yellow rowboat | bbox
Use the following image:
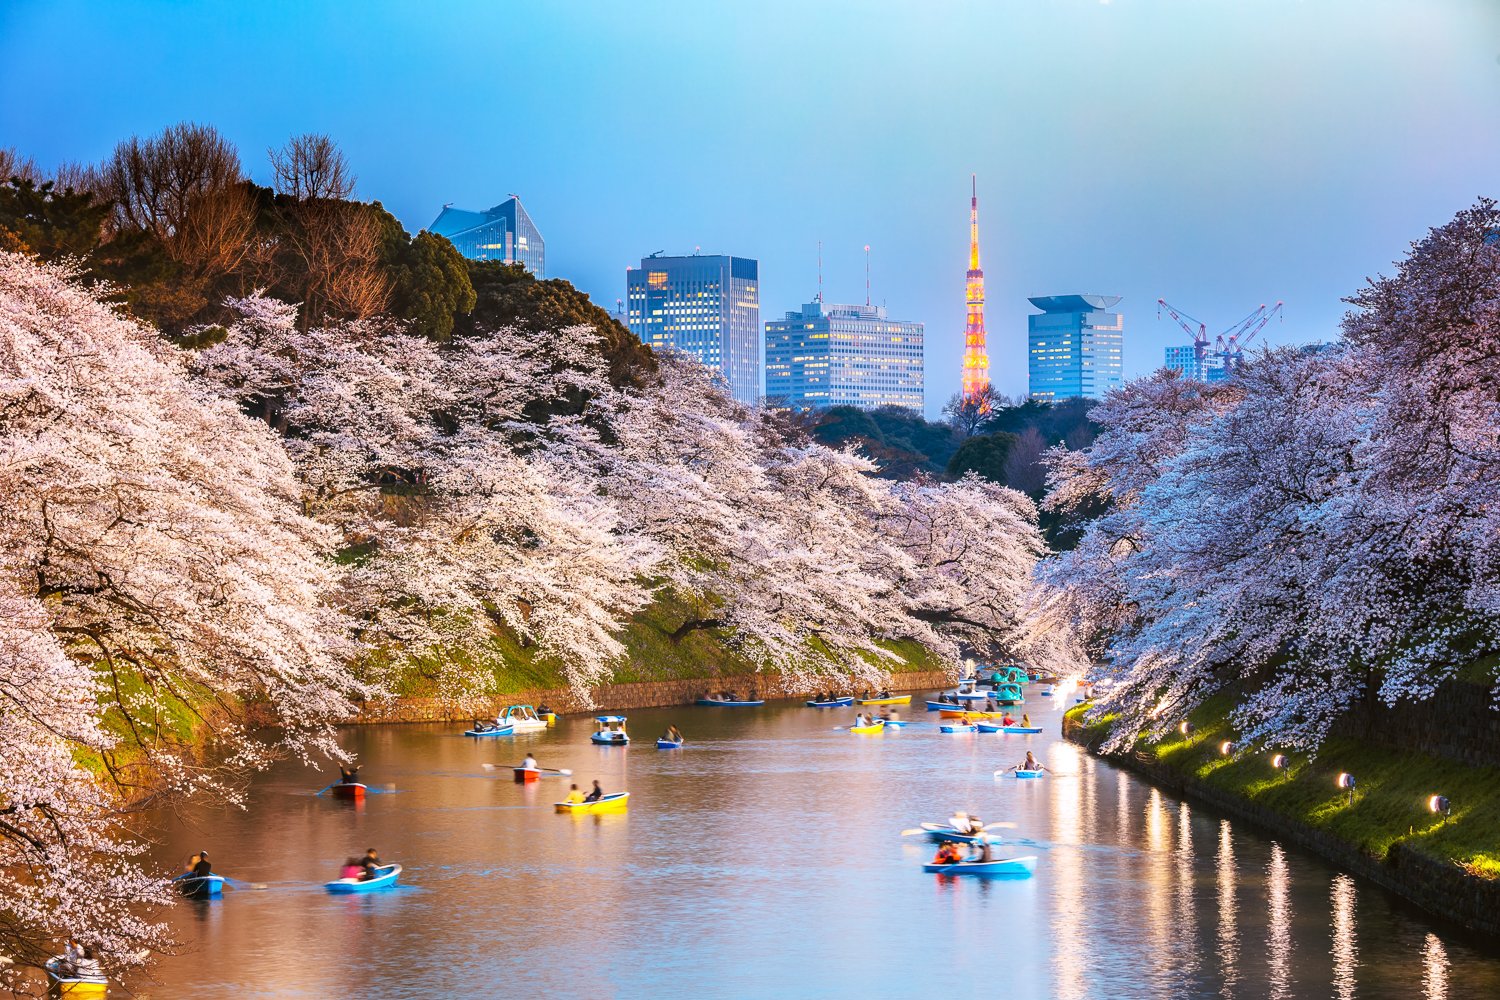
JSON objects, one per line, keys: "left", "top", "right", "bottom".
{"left": 555, "top": 792, "right": 629, "bottom": 814}
{"left": 855, "top": 695, "right": 911, "bottom": 706}
{"left": 849, "top": 721, "right": 886, "bottom": 734}
{"left": 938, "top": 709, "right": 1006, "bottom": 720}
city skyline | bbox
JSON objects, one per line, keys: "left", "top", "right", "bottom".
{"left": 3, "top": 1, "right": 1498, "bottom": 414}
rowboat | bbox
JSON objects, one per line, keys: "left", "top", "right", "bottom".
{"left": 855, "top": 695, "right": 910, "bottom": 706}
{"left": 880, "top": 719, "right": 913, "bottom": 728}
{"left": 176, "top": 873, "right": 224, "bottom": 898}
{"left": 330, "top": 782, "right": 366, "bottom": 801}
{"left": 918, "top": 822, "right": 1003, "bottom": 845}
{"left": 497, "top": 705, "right": 548, "bottom": 733}
{"left": 45, "top": 958, "right": 107, "bottom": 997}
{"left": 939, "top": 723, "right": 977, "bottom": 734}
{"left": 656, "top": 738, "right": 684, "bottom": 749}
{"left": 806, "top": 696, "right": 854, "bottom": 707}
{"left": 926, "top": 700, "right": 968, "bottom": 712}
{"left": 591, "top": 716, "right": 629, "bottom": 745}
{"left": 997, "top": 769, "right": 1045, "bottom": 779}
{"left": 463, "top": 723, "right": 516, "bottom": 738}
{"left": 923, "top": 855, "right": 1037, "bottom": 877}
{"left": 513, "top": 767, "right": 540, "bottom": 783}
{"left": 975, "top": 721, "right": 1007, "bottom": 733}
{"left": 325, "top": 863, "right": 401, "bottom": 893}
{"left": 849, "top": 720, "right": 885, "bottom": 734}
{"left": 1003, "top": 726, "right": 1043, "bottom": 734}
{"left": 555, "top": 791, "right": 629, "bottom": 814}
{"left": 940, "top": 708, "right": 1005, "bottom": 719}
{"left": 1039, "top": 687, "right": 1055, "bottom": 697}
{"left": 696, "top": 697, "right": 765, "bottom": 707}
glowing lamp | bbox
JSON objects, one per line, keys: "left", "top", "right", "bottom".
{"left": 1178, "top": 721, "right": 1192, "bottom": 736}
{"left": 1337, "top": 772, "right": 1357, "bottom": 805}
{"left": 1428, "top": 795, "right": 1451, "bottom": 823}
{"left": 1271, "top": 754, "right": 1288, "bottom": 769}
{"left": 1219, "top": 740, "right": 1233, "bottom": 756}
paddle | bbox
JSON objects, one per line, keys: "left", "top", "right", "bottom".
{"left": 481, "top": 763, "right": 572, "bottom": 776}
{"left": 982, "top": 821, "right": 1018, "bottom": 830}
{"left": 312, "top": 781, "right": 339, "bottom": 797}
{"left": 218, "top": 874, "right": 269, "bottom": 890}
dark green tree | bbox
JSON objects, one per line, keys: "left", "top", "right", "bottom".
{"left": 385, "top": 229, "right": 475, "bottom": 341}
{"left": 946, "top": 431, "right": 1021, "bottom": 482}
{"left": 0, "top": 178, "right": 112, "bottom": 261}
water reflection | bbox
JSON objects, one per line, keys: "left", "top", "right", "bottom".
{"left": 1050, "top": 738, "right": 1085, "bottom": 1000}
{"left": 1424, "top": 932, "right": 1449, "bottom": 999}
{"left": 1267, "top": 842, "right": 1293, "bottom": 999}
{"left": 1330, "top": 873, "right": 1358, "bottom": 999}
{"left": 1216, "top": 820, "right": 1238, "bottom": 997}
{"left": 1173, "top": 802, "right": 1199, "bottom": 983}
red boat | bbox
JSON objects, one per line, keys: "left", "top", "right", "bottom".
{"left": 330, "top": 781, "right": 367, "bottom": 801}
{"left": 513, "top": 767, "right": 540, "bottom": 784}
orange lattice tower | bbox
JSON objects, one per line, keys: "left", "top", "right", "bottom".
{"left": 961, "top": 174, "right": 990, "bottom": 400}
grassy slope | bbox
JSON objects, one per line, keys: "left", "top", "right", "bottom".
{"left": 388, "top": 587, "right": 947, "bottom": 698}
{"left": 1066, "top": 695, "right": 1500, "bottom": 879}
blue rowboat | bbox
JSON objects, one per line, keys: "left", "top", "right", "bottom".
{"left": 939, "top": 723, "right": 977, "bottom": 734}
{"left": 806, "top": 696, "right": 854, "bottom": 707}
{"left": 696, "top": 697, "right": 765, "bottom": 707}
{"left": 919, "top": 822, "right": 1003, "bottom": 845}
{"left": 325, "top": 863, "right": 401, "bottom": 893}
{"left": 177, "top": 874, "right": 224, "bottom": 898}
{"left": 925, "top": 700, "right": 967, "bottom": 712}
{"left": 923, "top": 855, "right": 1037, "bottom": 877}
{"left": 1013, "top": 769, "right": 1045, "bottom": 779}
{"left": 1004, "top": 726, "right": 1043, "bottom": 734}
{"left": 880, "top": 719, "right": 913, "bottom": 728}
{"left": 656, "top": 738, "right": 684, "bottom": 749}
{"left": 975, "top": 722, "right": 1006, "bottom": 733}
{"left": 591, "top": 731, "right": 629, "bottom": 745}
{"left": 463, "top": 724, "right": 516, "bottom": 738}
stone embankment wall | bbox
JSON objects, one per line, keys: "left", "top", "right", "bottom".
{"left": 1063, "top": 713, "right": 1500, "bottom": 939}
{"left": 1333, "top": 679, "right": 1500, "bottom": 769}
{"left": 348, "top": 670, "right": 954, "bottom": 724}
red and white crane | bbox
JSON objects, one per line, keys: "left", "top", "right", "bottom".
{"left": 1157, "top": 298, "right": 1284, "bottom": 373}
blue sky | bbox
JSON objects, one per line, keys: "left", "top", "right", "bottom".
{"left": 3, "top": 0, "right": 1497, "bottom": 412}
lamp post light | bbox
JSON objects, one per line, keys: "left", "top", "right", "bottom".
{"left": 1178, "top": 721, "right": 1192, "bottom": 737}
{"left": 1337, "top": 772, "right": 1357, "bottom": 806}
{"left": 1271, "top": 753, "right": 1288, "bottom": 771}
{"left": 1219, "top": 740, "right": 1233, "bottom": 756}
{"left": 1428, "top": 795, "right": 1452, "bottom": 825}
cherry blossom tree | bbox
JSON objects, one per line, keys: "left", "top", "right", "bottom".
{"left": 0, "top": 252, "right": 359, "bottom": 984}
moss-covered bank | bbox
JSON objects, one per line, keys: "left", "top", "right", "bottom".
{"left": 1063, "top": 698, "right": 1500, "bottom": 938}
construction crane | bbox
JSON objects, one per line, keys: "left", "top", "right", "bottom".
{"left": 1157, "top": 298, "right": 1285, "bottom": 374}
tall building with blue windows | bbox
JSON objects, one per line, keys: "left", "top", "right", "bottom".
{"left": 765, "top": 301, "right": 924, "bottom": 412}
{"left": 1027, "top": 294, "right": 1125, "bottom": 401}
{"left": 428, "top": 196, "right": 544, "bottom": 275}
{"left": 626, "top": 254, "right": 760, "bottom": 404}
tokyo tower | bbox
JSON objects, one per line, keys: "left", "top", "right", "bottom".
{"left": 961, "top": 174, "right": 990, "bottom": 399}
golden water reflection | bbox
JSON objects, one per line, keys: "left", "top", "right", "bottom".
{"left": 1216, "top": 819, "right": 1238, "bottom": 998}
{"left": 1331, "top": 873, "right": 1358, "bottom": 1000}
{"left": 1423, "top": 932, "right": 1449, "bottom": 999}
{"left": 1267, "top": 841, "right": 1292, "bottom": 999}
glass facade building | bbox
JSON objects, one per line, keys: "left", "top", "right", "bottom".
{"left": 626, "top": 254, "right": 760, "bottom": 405}
{"left": 765, "top": 301, "right": 924, "bottom": 412}
{"left": 428, "top": 197, "right": 544, "bottom": 276}
{"left": 1164, "top": 344, "right": 1214, "bottom": 382}
{"left": 1027, "top": 294, "right": 1125, "bottom": 401}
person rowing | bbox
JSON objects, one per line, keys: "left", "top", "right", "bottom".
{"left": 583, "top": 780, "right": 604, "bottom": 803}
{"left": 184, "top": 850, "right": 213, "bottom": 879}
{"left": 563, "top": 783, "right": 585, "bottom": 804}
{"left": 1002, "top": 712, "right": 1016, "bottom": 726}
{"left": 932, "top": 841, "right": 962, "bottom": 866}
{"left": 1015, "top": 751, "right": 1050, "bottom": 773}
{"left": 360, "top": 848, "right": 383, "bottom": 880}
{"left": 663, "top": 724, "right": 683, "bottom": 743}
{"left": 338, "top": 764, "right": 360, "bottom": 784}
{"left": 966, "top": 834, "right": 995, "bottom": 864}
{"left": 521, "top": 752, "right": 538, "bottom": 771}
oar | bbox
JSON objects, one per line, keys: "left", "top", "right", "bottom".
{"left": 983, "top": 821, "right": 1018, "bottom": 831}
{"left": 312, "top": 781, "right": 339, "bottom": 797}
{"left": 481, "top": 763, "right": 572, "bottom": 776}
{"left": 218, "top": 874, "right": 269, "bottom": 890}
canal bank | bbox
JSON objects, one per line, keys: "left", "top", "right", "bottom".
{"left": 1063, "top": 701, "right": 1500, "bottom": 939}
{"left": 346, "top": 668, "right": 955, "bottom": 724}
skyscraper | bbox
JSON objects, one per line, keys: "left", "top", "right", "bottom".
{"left": 429, "top": 196, "right": 545, "bottom": 275}
{"left": 626, "top": 254, "right": 761, "bottom": 404}
{"left": 1027, "top": 295, "right": 1125, "bottom": 401}
{"left": 765, "top": 301, "right": 924, "bottom": 412}
{"left": 961, "top": 175, "right": 990, "bottom": 399}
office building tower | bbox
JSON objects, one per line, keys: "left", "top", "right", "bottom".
{"left": 626, "top": 254, "right": 760, "bottom": 404}
{"left": 961, "top": 175, "right": 990, "bottom": 398}
{"left": 765, "top": 301, "right": 924, "bottom": 412}
{"left": 1164, "top": 344, "right": 1214, "bottom": 382}
{"left": 1027, "top": 295, "right": 1125, "bottom": 401}
{"left": 429, "top": 196, "right": 544, "bottom": 275}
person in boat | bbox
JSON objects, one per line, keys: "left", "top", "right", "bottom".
{"left": 1021, "top": 713, "right": 1031, "bottom": 728}
{"left": 584, "top": 780, "right": 604, "bottom": 803}
{"left": 191, "top": 851, "right": 213, "bottom": 878}
{"left": 563, "top": 783, "right": 585, "bottom": 805}
{"left": 663, "top": 725, "right": 683, "bottom": 743}
{"left": 339, "top": 764, "right": 360, "bottom": 784}
{"left": 933, "top": 841, "right": 962, "bottom": 866}
{"left": 985, "top": 697, "right": 998, "bottom": 712}
{"left": 1002, "top": 713, "right": 1016, "bottom": 726}
{"left": 966, "top": 833, "right": 995, "bottom": 863}
{"left": 537, "top": 703, "right": 553, "bottom": 716}
{"left": 360, "top": 848, "right": 383, "bottom": 880}
{"left": 888, "top": 708, "right": 901, "bottom": 722}
{"left": 1018, "top": 751, "right": 1043, "bottom": 772}
{"left": 339, "top": 857, "right": 363, "bottom": 880}
{"left": 521, "top": 752, "right": 538, "bottom": 771}
{"left": 879, "top": 689, "right": 891, "bottom": 699}
{"left": 54, "top": 943, "right": 102, "bottom": 980}
{"left": 948, "top": 812, "right": 976, "bottom": 835}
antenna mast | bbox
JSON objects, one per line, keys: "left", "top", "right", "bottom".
{"left": 817, "top": 240, "right": 823, "bottom": 304}
{"left": 864, "top": 244, "right": 871, "bottom": 306}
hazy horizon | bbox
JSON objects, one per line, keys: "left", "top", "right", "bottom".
{"left": 3, "top": 0, "right": 1497, "bottom": 413}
